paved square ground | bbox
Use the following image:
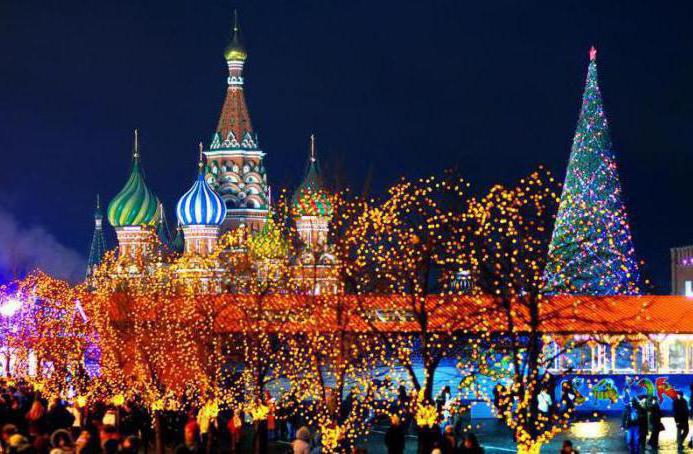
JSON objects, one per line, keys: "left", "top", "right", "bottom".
{"left": 268, "top": 417, "right": 693, "bottom": 453}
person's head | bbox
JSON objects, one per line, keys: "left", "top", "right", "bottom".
{"left": 121, "top": 435, "right": 140, "bottom": 452}
{"left": 679, "top": 391, "right": 685, "bottom": 399}
{"left": 7, "top": 434, "right": 31, "bottom": 452}
{"left": 296, "top": 426, "right": 311, "bottom": 442}
{"left": 562, "top": 440, "right": 573, "bottom": 448}
{"left": 1, "top": 424, "right": 18, "bottom": 443}
{"left": 75, "top": 430, "right": 92, "bottom": 452}
{"left": 49, "top": 397, "right": 61, "bottom": 410}
{"left": 463, "top": 433, "right": 480, "bottom": 448}
{"left": 102, "top": 438, "right": 119, "bottom": 454}
{"left": 390, "top": 415, "right": 400, "bottom": 426}
{"left": 444, "top": 425, "right": 453, "bottom": 435}
{"left": 184, "top": 420, "right": 199, "bottom": 446}
{"left": 51, "top": 429, "right": 74, "bottom": 448}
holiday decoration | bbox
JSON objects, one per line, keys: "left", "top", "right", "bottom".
{"left": 543, "top": 47, "right": 640, "bottom": 295}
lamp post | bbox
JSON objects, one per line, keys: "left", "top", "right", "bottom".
{"left": 0, "top": 298, "right": 22, "bottom": 377}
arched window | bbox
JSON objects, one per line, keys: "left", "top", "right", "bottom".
{"left": 615, "top": 341, "right": 634, "bottom": 370}
{"left": 669, "top": 341, "right": 686, "bottom": 371}
{"left": 542, "top": 340, "right": 560, "bottom": 370}
{"left": 563, "top": 344, "right": 592, "bottom": 371}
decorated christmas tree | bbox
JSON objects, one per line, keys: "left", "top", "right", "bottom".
{"left": 543, "top": 47, "right": 640, "bottom": 295}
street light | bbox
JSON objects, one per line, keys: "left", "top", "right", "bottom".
{"left": 0, "top": 298, "right": 22, "bottom": 318}
{"left": 0, "top": 297, "right": 22, "bottom": 377}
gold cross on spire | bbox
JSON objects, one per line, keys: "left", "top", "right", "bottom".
{"left": 133, "top": 129, "right": 140, "bottom": 159}
{"left": 198, "top": 142, "right": 205, "bottom": 170}
{"left": 310, "top": 134, "right": 316, "bottom": 163}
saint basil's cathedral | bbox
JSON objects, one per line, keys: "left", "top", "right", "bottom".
{"left": 86, "top": 16, "right": 337, "bottom": 294}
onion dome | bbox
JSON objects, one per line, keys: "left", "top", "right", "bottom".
{"left": 107, "top": 130, "right": 161, "bottom": 227}
{"left": 176, "top": 144, "right": 227, "bottom": 226}
{"left": 292, "top": 135, "right": 333, "bottom": 217}
{"left": 224, "top": 10, "right": 247, "bottom": 62}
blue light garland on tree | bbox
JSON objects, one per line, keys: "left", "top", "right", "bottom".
{"left": 543, "top": 47, "right": 640, "bottom": 295}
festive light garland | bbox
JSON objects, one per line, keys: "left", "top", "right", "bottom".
{"left": 3, "top": 163, "right": 649, "bottom": 454}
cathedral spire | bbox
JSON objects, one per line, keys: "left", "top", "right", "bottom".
{"left": 133, "top": 128, "right": 140, "bottom": 160}
{"left": 214, "top": 10, "right": 253, "bottom": 147}
{"left": 204, "top": 10, "right": 270, "bottom": 232}
{"left": 310, "top": 134, "right": 316, "bottom": 163}
{"left": 86, "top": 194, "right": 107, "bottom": 278}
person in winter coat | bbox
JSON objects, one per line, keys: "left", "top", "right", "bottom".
{"left": 173, "top": 418, "right": 201, "bottom": 454}
{"left": 49, "top": 429, "right": 75, "bottom": 454}
{"left": 417, "top": 423, "right": 441, "bottom": 454}
{"left": 559, "top": 439, "right": 578, "bottom": 454}
{"left": 647, "top": 397, "right": 664, "bottom": 449}
{"left": 25, "top": 400, "right": 46, "bottom": 434}
{"left": 674, "top": 391, "right": 690, "bottom": 449}
{"left": 74, "top": 430, "right": 99, "bottom": 454}
{"left": 293, "top": 426, "right": 311, "bottom": 454}
{"left": 458, "top": 433, "right": 484, "bottom": 454}
{"left": 226, "top": 409, "right": 243, "bottom": 452}
{"left": 46, "top": 399, "right": 75, "bottom": 434}
{"left": 443, "top": 425, "right": 456, "bottom": 453}
{"left": 622, "top": 396, "right": 647, "bottom": 454}
{"left": 384, "top": 415, "right": 405, "bottom": 454}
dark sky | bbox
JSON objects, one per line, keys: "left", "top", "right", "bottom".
{"left": 0, "top": 0, "right": 692, "bottom": 290}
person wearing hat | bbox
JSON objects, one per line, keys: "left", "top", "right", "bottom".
{"left": 1, "top": 424, "right": 18, "bottom": 452}
{"left": 7, "top": 433, "right": 33, "bottom": 453}
{"left": 49, "top": 429, "right": 75, "bottom": 454}
{"left": 293, "top": 426, "right": 311, "bottom": 454}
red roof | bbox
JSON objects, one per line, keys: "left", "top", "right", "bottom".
{"left": 216, "top": 85, "right": 253, "bottom": 143}
{"left": 210, "top": 294, "right": 693, "bottom": 335}
{"left": 92, "top": 293, "right": 693, "bottom": 335}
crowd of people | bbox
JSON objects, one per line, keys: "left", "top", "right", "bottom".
{"left": 0, "top": 379, "right": 493, "bottom": 454}
{"left": 621, "top": 387, "right": 693, "bottom": 453}
{"left": 11, "top": 377, "right": 693, "bottom": 453}
{"left": 0, "top": 379, "right": 148, "bottom": 453}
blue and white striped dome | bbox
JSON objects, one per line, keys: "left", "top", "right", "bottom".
{"left": 176, "top": 172, "right": 227, "bottom": 226}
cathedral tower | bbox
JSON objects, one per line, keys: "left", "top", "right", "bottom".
{"left": 204, "top": 12, "right": 269, "bottom": 232}
{"left": 107, "top": 130, "right": 161, "bottom": 258}
{"left": 176, "top": 144, "right": 227, "bottom": 256}
{"left": 86, "top": 195, "right": 106, "bottom": 277}
{"left": 292, "top": 135, "right": 333, "bottom": 250}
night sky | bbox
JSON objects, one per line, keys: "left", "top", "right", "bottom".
{"left": 1, "top": 0, "right": 692, "bottom": 290}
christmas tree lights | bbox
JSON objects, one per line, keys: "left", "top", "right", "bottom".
{"left": 543, "top": 47, "right": 640, "bottom": 295}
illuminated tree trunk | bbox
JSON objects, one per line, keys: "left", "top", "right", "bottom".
{"left": 252, "top": 420, "right": 268, "bottom": 454}
{"left": 205, "top": 427, "right": 214, "bottom": 454}
{"left": 517, "top": 443, "right": 542, "bottom": 454}
{"left": 153, "top": 412, "right": 163, "bottom": 454}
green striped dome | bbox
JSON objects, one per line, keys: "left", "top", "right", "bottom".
{"left": 107, "top": 158, "right": 161, "bottom": 227}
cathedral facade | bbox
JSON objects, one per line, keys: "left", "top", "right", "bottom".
{"left": 88, "top": 16, "right": 337, "bottom": 295}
